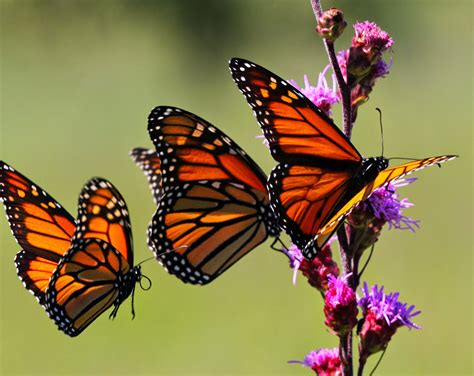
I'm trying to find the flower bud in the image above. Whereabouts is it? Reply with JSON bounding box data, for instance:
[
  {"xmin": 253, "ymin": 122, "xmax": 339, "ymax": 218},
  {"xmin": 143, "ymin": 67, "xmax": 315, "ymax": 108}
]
[{"xmin": 317, "ymin": 8, "xmax": 347, "ymax": 42}]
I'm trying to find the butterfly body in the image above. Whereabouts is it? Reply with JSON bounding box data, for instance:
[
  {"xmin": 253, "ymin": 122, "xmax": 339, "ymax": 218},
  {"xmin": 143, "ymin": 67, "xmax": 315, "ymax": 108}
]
[{"xmin": 230, "ymin": 58, "xmax": 456, "ymax": 258}]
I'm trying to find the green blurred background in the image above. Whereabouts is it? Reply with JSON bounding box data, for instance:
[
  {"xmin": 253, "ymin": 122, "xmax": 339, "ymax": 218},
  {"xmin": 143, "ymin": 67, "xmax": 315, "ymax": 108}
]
[{"xmin": 0, "ymin": 1, "xmax": 471, "ymax": 375}]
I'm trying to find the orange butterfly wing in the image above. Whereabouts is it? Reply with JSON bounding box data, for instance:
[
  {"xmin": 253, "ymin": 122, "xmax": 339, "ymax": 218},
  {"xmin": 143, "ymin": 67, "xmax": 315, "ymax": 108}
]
[
  {"xmin": 229, "ymin": 58, "xmax": 361, "ymax": 164},
  {"xmin": 130, "ymin": 147, "xmax": 162, "ymax": 205},
  {"xmin": 45, "ymin": 238, "xmax": 132, "ymax": 337},
  {"xmin": 147, "ymin": 106, "xmax": 279, "ymax": 284},
  {"xmin": 0, "ymin": 162, "xmax": 75, "ymax": 304},
  {"xmin": 268, "ymin": 163, "xmax": 356, "ymax": 248},
  {"xmin": 73, "ymin": 177, "xmax": 133, "ymax": 266}
]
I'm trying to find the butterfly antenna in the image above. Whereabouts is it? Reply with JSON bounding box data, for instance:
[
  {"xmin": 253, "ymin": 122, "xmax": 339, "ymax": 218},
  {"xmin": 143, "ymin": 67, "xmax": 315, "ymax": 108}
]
[
  {"xmin": 137, "ymin": 245, "xmax": 189, "ymax": 266},
  {"xmin": 136, "ymin": 256, "xmax": 156, "ymax": 266},
  {"xmin": 376, "ymin": 108, "xmax": 384, "ymax": 157},
  {"xmin": 130, "ymin": 284, "xmax": 136, "ymax": 320}
]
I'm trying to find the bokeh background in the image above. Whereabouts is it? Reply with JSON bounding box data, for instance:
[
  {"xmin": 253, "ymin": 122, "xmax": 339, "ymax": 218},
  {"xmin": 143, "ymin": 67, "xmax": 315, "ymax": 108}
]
[{"xmin": 0, "ymin": 1, "xmax": 472, "ymax": 375}]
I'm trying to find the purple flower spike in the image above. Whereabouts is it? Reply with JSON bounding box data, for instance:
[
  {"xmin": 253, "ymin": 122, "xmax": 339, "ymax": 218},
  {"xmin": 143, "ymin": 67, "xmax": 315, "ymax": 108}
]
[
  {"xmin": 358, "ymin": 282, "xmax": 421, "ymax": 362},
  {"xmin": 289, "ymin": 348, "xmax": 342, "ymax": 375},
  {"xmin": 289, "ymin": 66, "xmax": 340, "ymax": 116},
  {"xmin": 365, "ymin": 178, "xmax": 420, "ymax": 231}
]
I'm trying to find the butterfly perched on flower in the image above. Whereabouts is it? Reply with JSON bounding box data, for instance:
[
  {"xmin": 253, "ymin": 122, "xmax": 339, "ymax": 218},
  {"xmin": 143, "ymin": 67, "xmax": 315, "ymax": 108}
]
[
  {"xmin": 0, "ymin": 161, "xmax": 147, "ymax": 337},
  {"xmin": 132, "ymin": 106, "xmax": 280, "ymax": 285},
  {"xmin": 229, "ymin": 58, "xmax": 457, "ymax": 259}
]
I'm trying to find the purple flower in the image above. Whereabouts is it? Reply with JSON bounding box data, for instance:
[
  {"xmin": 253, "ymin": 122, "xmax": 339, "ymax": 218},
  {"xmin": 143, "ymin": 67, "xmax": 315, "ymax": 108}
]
[
  {"xmin": 358, "ymin": 282, "xmax": 421, "ymax": 361},
  {"xmin": 289, "ymin": 66, "xmax": 340, "ymax": 116},
  {"xmin": 289, "ymin": 348, "xmax": 342, "ymax": 375},
  {"xmin": 358, "ymin": 282, "xmax": 421, "ymax": 330},
  {"xmin": 353, "ymin": 21, "xmax": 394, "ymax": 56},
  {"xmin": 364, "ymin": 178, "xmax": 420, "ymax": 231},
  {"xmin": 324, "ymin": 275, "xmax": 358, "ymax": 335}
]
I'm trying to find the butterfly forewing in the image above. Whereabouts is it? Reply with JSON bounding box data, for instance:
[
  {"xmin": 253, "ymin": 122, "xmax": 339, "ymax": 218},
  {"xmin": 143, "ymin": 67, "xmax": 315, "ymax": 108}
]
[
  {"xmin": 312, "ymin": 155, "xmax": 458, "ymax": 243},
  {"xmin": 73, "ymin": 178, "xmax": 133, "ymax": 266},
  {"xmin": 0, "ymin": 161, "xmax": 75, "ymax": 303},
  {"xmin": 229, "ymin": 58, "xmax": 362, "ymax": 164}
]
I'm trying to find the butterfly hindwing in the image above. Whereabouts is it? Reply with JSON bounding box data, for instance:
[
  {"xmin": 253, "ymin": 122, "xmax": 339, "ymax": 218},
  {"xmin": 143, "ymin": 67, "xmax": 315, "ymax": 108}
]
[
  {"xmin": 149, "ymin": 181, "xmax": 269, "ymax": 284},
  {"xmin": 45, "ymin": 238, "xmax": 133, "ymax": 337},
  {"xmin": 268, "ymin": 163, "xmax": 356, "ymax": 249}
]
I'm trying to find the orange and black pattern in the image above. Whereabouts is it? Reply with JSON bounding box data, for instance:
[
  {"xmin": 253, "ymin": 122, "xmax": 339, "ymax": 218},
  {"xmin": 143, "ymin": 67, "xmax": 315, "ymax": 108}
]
[
  {"xmin": 44, "ymin": 177, "xmax": 141, "ymax": 337},
  {"xmin": 45, "ymin": 237, "xmax": 140, "ymax": 337},
  {"xmin": 0, "ymin": 161, "xmax": 75, "ymax": 304},
  {"xmin": 72, "ymin": 178, "xmax": 133, "ymax": 265},
  {"xmin": 230, "ymin": 58, "xmax": 457, "ymax": 258},
  {"xmin": 146, "ymin": 106, "xmax": 280, "ymax": 284}
]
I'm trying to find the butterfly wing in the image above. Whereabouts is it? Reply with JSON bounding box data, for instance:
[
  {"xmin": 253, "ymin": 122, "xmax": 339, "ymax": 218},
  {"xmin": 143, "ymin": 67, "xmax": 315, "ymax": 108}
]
[
  {"xmin": 268, "ymin": 163, "xmax": 357, "ymax": 249},
  {"xmin": 130, "ymin": 147, "xmax": 162, "ymax": 205},
  {"xmin": 0, "ymin": 161, "xmax": 75, "ymax": 304},
  {"xmin": 229, "ymin": 58, "xmax": 362, "ymax": 164},
  {"xmin": 45, "ymin": 238, "xmax": 131, "ymax": 337},
  {"xmin": 147, "ymin": 106, "xmax": 279, "ymax": 284},
  {"xmin": 73, "ymin": 177, "xmax": 133, "ymax": 266},
  {"xmin": 305, "ymin": 155, "xmax": 458, "ymax": 255}
]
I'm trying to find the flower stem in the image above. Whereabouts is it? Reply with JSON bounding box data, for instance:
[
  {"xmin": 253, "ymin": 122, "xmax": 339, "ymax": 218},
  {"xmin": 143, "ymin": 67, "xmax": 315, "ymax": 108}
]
[
  {"xmin": 310, "ymin": 2, "xmax": 356, "ymax": 375},
  {"xmin": 310, "ymin": 0, "xmax": 353, "ymax": 138}
]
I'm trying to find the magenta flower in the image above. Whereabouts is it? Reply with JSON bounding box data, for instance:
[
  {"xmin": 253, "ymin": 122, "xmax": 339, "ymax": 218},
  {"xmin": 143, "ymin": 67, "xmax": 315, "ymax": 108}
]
[
  {"xmin": 289, "ymin": 66, "xmax": 340, "ymax": 116},
  {"xmin": 358, "ymin": 282, "xmax": 421, "ymax": 362},
  {"xmin": 363, "ymin": 178, "xmax": 420, "ymax": 231},
  {"xmin": 289, "ymin": 348, "xmax": 343, "ymax": 375},
  {"xmin": 324, "ymin": 275, "xmax": 358, "ymax": 336},
  {"xmin": 352, "ymin": 21, "xmax": 394, "ymax": 57}
]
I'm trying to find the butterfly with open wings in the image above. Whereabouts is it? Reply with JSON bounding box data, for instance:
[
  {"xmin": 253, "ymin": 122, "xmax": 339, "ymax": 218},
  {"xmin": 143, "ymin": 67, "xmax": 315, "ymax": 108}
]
[
  {"xmin": 0, "ymin": 162, "xmax": 147, "ymax": 336},
  {"xmin": 229, "ymin": 58, "xmax": 457, "ymax": 259}
]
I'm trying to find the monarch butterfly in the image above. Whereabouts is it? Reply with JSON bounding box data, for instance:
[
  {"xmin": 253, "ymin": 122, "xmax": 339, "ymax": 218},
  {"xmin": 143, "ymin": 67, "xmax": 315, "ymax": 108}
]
[
  {"xmin": 0, "ymin": 161, "xmax": 147, "ymax": 337},
  {"xmin": 135, "ymin": 106, "xmax": 280, "ymax": 285},
  {"xmin": 229, "ymin": 58, "xmax": 457, "ymax": 259}
]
